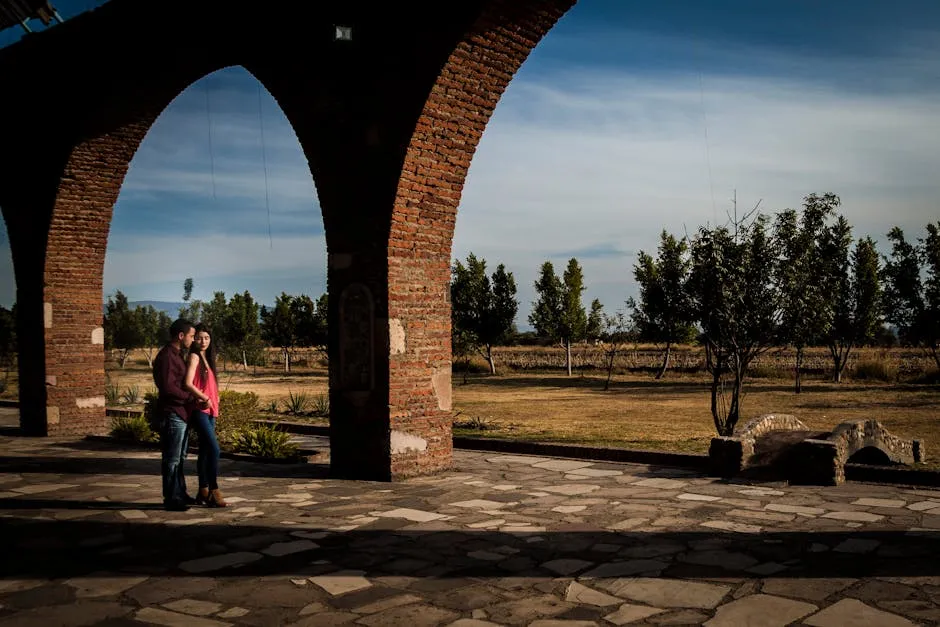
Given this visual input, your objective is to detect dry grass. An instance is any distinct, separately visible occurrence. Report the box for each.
[14,347,940,465]
[450,371,940,459]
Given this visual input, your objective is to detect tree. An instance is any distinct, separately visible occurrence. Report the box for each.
[529,258,588,376]
[450,253,518,375]
[586,299,605,342]
[825,236,882,381]
[529,260,562,340]
[882,227,924,348]
[226,291,263,369]
[136,305,171,367]
[881,222,940,370]
[260,293,296,372]
[627,230,695,379]
[201,291,229,365]
[921,223,940,370]
[687,210,781,436]
[599,309,633,391]
[104,291,143,368]
[774,193,842,393]
[178,277,203,322]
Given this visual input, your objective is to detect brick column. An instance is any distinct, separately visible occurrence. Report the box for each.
[43,126,149,436]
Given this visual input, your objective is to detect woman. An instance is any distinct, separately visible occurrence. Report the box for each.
[183,323,227,507]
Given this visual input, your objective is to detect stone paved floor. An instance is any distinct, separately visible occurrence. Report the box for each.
[2,434,940,626]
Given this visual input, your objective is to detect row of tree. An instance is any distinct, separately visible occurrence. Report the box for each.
[451,255,605,377]
[450,192,939,436]
[104,279,327,372]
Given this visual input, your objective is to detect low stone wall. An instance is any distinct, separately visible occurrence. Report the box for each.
[710,414,926,486]
[708,413,808,477]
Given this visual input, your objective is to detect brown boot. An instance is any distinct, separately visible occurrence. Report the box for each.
[208,489,228,508]
[195,487,210,506]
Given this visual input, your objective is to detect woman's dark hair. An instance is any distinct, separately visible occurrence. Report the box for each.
[190,323,218,376]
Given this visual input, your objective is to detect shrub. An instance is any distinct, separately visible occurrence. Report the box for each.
[105,381,121,406]
[121,384,141,405]
[853,358,898,382]
[312,393,329,416]
[143,391,161,432]
[749,364,788,379]
[283,389,310,415]
[217,390,261,445]
[453,413,498,431]
[230,423,299,458]
[110,414,157,443]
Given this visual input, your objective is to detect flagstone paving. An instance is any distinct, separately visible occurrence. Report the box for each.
[1,433,940,625]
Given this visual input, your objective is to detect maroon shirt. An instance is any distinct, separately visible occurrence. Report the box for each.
[152,344,193,421]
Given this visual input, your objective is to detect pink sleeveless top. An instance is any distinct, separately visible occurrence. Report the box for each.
[193,363,220,417]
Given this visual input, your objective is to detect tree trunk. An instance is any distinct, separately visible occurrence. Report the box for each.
[142,348,154,368]
[604,347,616,391]
[710,366,724,435]
[242,349,248,369]
[655,342,672,380]
[565,340,572,376]
[119,349,130,369]
[462,357,471,385]
[485,345,496,375]
[794,346,803,394]
[931,345,940,371]
[727,372,743,434]
[283,347,290,373]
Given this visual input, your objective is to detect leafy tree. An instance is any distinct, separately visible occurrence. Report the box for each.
[627,230,695,379]
[687,211,781,436]
[921,223,940,370]
[529,258,588,376]
[226,291,263,368]
[450,253,518,375]
[598,309,633,391]
[774,193,842,393]
[529,260,563,340]
[136,305,172,367]
[178,277,203,322]
[104,290,143,368]
[260,293,296,372]
[201,291,229,364]
[586,299,605,342]
[882,227,924,348]
[825,236,882,381]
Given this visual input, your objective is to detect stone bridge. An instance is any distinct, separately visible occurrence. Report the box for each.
[0,0,575,481]
[709,414,925,486]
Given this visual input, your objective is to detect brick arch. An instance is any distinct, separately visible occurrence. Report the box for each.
[42,64,319,436]
[385,0,576,477]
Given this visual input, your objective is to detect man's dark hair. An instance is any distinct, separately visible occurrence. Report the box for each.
[169,318,194,341]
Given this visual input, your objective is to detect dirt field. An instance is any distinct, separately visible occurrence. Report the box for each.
[93,346,940,464]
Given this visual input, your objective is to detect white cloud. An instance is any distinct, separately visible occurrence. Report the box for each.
[92,43,940,328]
[455,64,940,323]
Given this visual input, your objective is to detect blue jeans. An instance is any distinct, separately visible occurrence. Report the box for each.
[160,413,190,504]
[189,411,221,490]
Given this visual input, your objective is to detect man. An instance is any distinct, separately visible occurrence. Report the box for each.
[152,318,197,511]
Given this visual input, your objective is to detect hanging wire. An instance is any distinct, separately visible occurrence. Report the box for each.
[204,80,217,201]
[256,82,273,250]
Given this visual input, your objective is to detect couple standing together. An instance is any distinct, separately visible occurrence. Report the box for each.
[152,318,229,511]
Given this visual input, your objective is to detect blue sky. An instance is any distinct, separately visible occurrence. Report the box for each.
[1,0,939,328]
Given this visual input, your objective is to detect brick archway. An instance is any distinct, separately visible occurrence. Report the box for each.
[42,64,315,437]
[0,0,577,480]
